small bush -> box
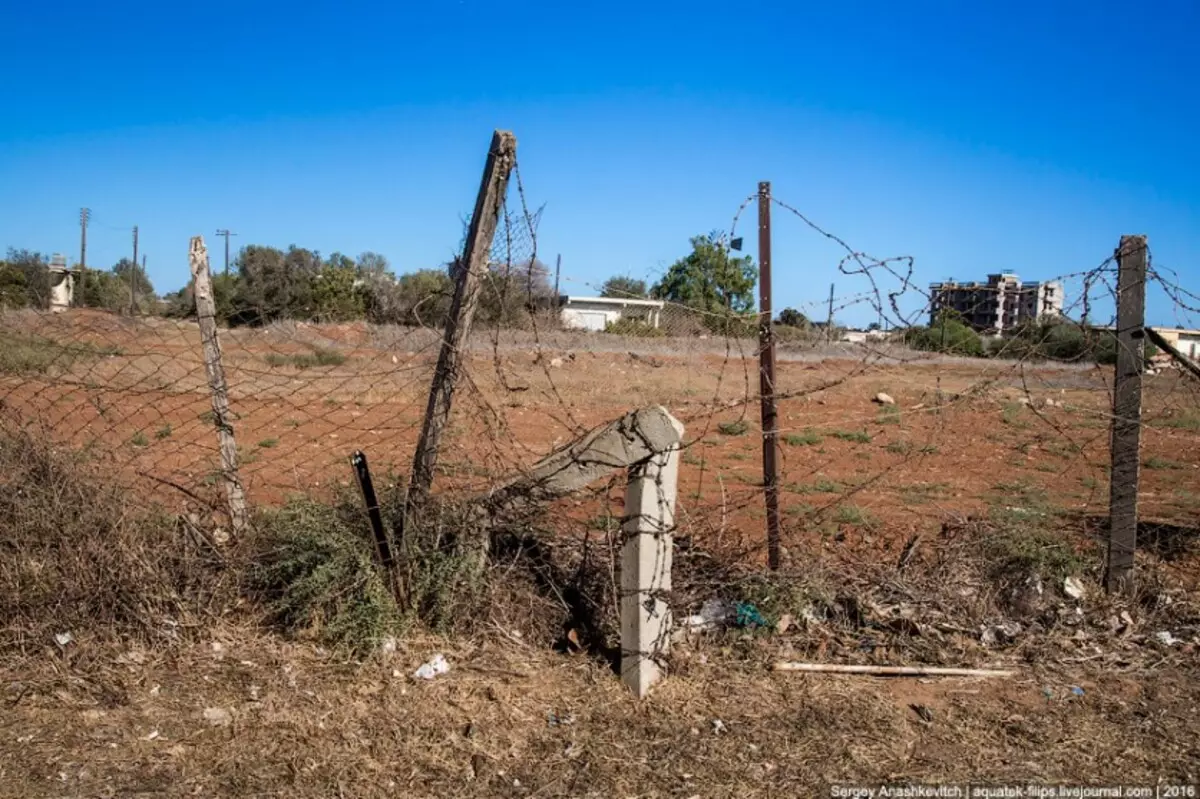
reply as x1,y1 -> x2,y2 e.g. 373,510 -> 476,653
604,317 -> 665,337
904,316 -> 984,358
251,498 -> 401,654
251,491 -> 490,654
834,504 -> 872,525
264,346 -> 347,369
831,430 -> 871,444
718,420 -> 750,436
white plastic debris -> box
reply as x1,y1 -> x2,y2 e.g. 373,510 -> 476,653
681,598 -> 736,632
379,636 -> 398,656
874,392 -> 896,406
711,719 -> 727,735
1155,631 -> 1181,647
53,632 -> 73,647
1063,577 -> 1085,600
413,653 -> 450,680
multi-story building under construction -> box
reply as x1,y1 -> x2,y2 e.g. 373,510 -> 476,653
928,273 -> 1063,334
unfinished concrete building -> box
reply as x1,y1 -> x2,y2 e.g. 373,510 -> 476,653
929,273 -> 1063,334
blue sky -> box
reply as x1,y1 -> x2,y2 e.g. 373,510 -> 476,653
2,0 -> 1198,327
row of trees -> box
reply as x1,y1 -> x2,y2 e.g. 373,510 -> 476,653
0,249 -> 157,312
904,311 -> 1143,365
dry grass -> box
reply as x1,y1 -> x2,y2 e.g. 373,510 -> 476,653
0,419 -> 230,658
0,424 -> 1198,795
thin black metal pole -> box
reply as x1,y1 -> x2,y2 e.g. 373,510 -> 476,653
758,181 -> 782,570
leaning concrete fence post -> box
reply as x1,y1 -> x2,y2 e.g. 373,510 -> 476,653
621,411 -> 684,698
190,236 -> 248,539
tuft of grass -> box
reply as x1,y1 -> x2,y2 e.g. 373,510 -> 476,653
898,482 -> 950,503
0,331 -> 122,375
877,406 -> 902,426
1144,456 -> 1184,470
831,429 -> 872,444
1001,402 -> 1029,428
257,438 -> 279,449
154,424 -> 173,440
833,504 -> 872,525
788,478 -> 843,495
981,511 -> 1082,584
885,440 -> 912,455
130,431 -> 149,448
264,346 -> 347,369
784,429 -> 822,447
1156,411 -> 1200,431
718,420 -> 750,436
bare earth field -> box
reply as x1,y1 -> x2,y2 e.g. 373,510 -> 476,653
1,310 -> 1198,796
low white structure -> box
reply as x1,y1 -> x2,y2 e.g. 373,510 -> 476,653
48,254 -> 74,313
559,296 -> 665,332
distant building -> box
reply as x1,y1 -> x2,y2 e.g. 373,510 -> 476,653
558,296 -> 664,332
929,273 -> 1063,334
1147,327 -> 1200,362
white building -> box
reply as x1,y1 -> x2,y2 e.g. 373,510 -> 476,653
48,254 -> 74,313
929,273 -> 1064,334
559,296 -> 665,332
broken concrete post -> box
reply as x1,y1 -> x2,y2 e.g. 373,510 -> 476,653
477,406 -> 685,695
619,410 -> 683,698
485,406 -> 686,512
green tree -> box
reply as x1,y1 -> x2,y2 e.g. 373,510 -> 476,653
2,249 -> 52,308
0,263 -> 28,308
76,269 -> 128,312
777,307 -> 810,328
311,260 -> 364,322
652,233 -> 756,312
235,245 -> 323,323
904,311 -> 984,357
395,269 -> 454,327
600,275 -> 648,299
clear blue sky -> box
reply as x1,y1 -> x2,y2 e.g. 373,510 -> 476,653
2,0 -> 1198,327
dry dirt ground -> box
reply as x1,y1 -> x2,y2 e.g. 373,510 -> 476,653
3,311 -> 1199,555
1,311 -> 1198,796
2,628 -> 1197,797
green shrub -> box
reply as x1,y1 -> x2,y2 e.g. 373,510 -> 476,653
264,346 -> 347,369
718,420 -> 750,436
605,317 -> 665,337
904,315 -> 984,357
252,498 -> 400,654
784,429 -> 822,446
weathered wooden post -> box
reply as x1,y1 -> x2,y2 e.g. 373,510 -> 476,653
406,130 -> 517,536
620,412 -> 683,698
189,235 -> 248,538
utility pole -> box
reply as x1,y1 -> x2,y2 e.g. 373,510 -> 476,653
130,226 -> 139,315
554,253 -> 562,299
78,208 -> 91,306
826,283 -> 835,342
757,181 -> 782,571
215,229 -> 237,276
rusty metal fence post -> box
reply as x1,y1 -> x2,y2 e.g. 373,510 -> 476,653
757,182 -> 782,570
